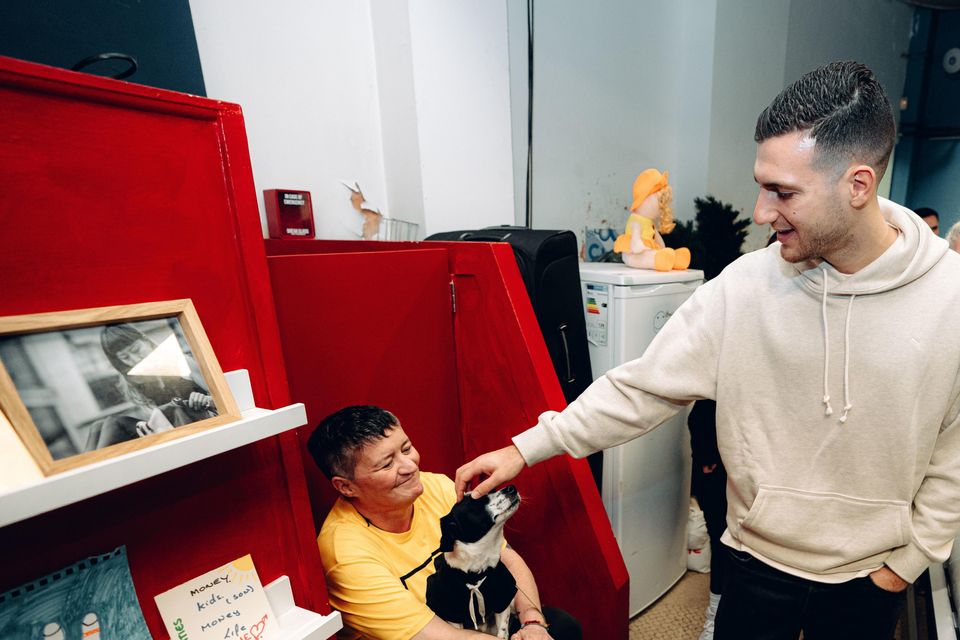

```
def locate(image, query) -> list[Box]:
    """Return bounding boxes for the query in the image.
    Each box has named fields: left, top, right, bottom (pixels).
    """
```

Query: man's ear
left=331, top=476, right=356, bottom=498
left=846, top=164, right=876, bottom=208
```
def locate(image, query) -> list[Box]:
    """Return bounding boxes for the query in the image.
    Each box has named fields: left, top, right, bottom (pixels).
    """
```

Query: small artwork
left=0, top=546, right=151, bottom=640
left=154, top=554, right=278, bottom=640
left=0, top=300, right=239, bottom=475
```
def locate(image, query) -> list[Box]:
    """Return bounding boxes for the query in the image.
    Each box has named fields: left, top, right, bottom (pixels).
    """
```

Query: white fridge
left=579, top=263, right=704, bottom=617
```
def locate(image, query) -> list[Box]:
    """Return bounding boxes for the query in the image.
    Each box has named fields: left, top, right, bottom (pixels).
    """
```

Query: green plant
left=664, top=196, right=750, bottom=280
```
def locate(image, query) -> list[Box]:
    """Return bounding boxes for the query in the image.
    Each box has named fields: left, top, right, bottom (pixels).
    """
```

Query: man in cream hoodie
left=456, top=61, right=960, bottom=639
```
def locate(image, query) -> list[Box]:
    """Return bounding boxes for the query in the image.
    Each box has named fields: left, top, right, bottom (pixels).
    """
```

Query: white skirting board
left=265, top=575, right=343, bottom=639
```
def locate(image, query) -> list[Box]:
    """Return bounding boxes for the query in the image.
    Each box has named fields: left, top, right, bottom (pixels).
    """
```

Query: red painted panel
left=444, top=243, right=630, bottom=639
left=265, top=240, right=629, bottom=639
left=268, top=248, right=462, bottom=527
left=0, top=55, right=329, bottom=632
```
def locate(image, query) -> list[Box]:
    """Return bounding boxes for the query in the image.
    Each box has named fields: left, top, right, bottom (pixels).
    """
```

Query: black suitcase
left=426, top=227, right=593, bottom=406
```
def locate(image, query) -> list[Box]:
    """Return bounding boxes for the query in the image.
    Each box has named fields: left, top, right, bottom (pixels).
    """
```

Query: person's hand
left=454, top=445, right=526, bottom=500
left=869, top=566, right=909, bottom=592
left=136, top=407, right=175, bottom=437
left=187, top=392, right=213, bottom=412
left=511, top=622, right=552, bottom=640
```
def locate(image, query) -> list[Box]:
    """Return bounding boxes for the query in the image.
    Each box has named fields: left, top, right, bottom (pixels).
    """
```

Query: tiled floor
left=627, top=570, right=906, bottom=639
left=628, top=571, right=711, bottom=639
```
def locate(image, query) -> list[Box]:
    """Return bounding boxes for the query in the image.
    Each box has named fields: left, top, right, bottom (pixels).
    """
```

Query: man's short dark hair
left=307, top=405, right=399, bottom=479
left=915, top=207, right=939, bottom=221
left=755, top=60, right=896, bottom=179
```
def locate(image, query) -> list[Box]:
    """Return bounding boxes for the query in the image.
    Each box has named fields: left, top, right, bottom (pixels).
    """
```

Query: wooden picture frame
left=0, top=300, right=240, bottom=475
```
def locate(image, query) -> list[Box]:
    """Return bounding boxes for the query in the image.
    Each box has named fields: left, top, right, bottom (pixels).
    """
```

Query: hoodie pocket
left=737, top=485, right=911, bottom=574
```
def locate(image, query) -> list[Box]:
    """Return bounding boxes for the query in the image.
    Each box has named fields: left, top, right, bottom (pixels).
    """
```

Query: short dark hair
left=915, top=207, right=939, bottom=221
left=755, top=61, right=896, bottom=179
left=307, top=405, right=399, bottom=479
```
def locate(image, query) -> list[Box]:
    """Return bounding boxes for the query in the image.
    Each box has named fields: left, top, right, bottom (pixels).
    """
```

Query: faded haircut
left=307, top=405, right=399, bottom=479
left=755, top=60, right=896, bottom=180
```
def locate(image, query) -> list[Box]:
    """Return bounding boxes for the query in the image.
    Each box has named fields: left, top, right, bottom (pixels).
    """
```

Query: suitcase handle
left=458, top=232, right=512, bottom=242
left=558, top=323, right=575, bottom=383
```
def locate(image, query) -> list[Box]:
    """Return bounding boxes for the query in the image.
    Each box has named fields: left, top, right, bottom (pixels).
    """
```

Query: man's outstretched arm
left=456, top=278, right=723, bottom=500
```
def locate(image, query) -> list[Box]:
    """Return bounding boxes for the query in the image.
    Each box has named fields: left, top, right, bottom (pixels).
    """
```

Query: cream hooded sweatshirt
left=514, top=198, right=960, bottom=584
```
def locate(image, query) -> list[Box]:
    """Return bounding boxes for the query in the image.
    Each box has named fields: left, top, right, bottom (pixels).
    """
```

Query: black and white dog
left=426, top=485, right=521, bottom=638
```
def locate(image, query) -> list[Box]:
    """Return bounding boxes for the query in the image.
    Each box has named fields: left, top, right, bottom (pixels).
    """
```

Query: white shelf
left=0, top=370, right=307, bottom=528
left=265, top=575, right=343, bottom=640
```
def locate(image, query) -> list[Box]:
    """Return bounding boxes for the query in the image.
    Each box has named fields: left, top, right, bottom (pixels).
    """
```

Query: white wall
left=508, top=0, right=718, bottom=240
left=190, top=0, right=389, bottom=240
left=707, top=0, right=791, bottom=250
left=191, top=1, right=913, bottom=246
left=191, top=0, right=515, bottom=240
left=369, top=0, right=425, bottom=231
left=407, top=0, right=516, bottom=235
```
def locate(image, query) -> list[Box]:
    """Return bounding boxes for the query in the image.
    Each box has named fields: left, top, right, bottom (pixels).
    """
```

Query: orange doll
left=613, top=169, right=691, bottom=271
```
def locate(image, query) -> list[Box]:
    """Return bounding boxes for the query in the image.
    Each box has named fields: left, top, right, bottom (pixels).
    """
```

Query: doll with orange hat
left=613, top=168, right=691, bottom=271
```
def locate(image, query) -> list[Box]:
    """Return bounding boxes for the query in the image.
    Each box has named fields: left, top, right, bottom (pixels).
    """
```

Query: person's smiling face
left=753, top=131, right=854, bottom=267
left=341, top=426, right=423, bottom=512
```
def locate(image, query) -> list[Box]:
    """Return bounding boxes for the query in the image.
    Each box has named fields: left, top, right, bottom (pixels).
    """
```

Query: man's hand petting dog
left=455, top=445, right=526, bottom=500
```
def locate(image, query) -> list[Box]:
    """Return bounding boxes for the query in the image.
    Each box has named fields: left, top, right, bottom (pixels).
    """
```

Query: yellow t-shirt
left=318, top=472, right=457, bottom=640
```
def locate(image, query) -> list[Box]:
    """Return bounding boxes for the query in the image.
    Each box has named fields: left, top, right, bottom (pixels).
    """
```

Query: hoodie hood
left=791, top=197, right=949, bottom=296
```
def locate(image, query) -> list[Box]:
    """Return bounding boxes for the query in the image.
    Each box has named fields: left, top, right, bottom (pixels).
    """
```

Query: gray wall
left=509, top=0, right=914, bottom=250
left=508, top=0, right=717, bottom=236
left=895, top=9, right=960, bottom=237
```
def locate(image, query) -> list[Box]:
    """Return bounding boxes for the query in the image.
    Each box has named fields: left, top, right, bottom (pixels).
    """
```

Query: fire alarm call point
left=265, top=189, right=315, bottom=239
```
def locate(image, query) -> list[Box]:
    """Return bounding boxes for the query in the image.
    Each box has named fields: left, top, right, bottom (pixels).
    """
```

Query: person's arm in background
left=456, top=277, right=725, bottom=499
left=500, top=547, right=551, bottom=639
left=688, top=399, right=721, bottom=474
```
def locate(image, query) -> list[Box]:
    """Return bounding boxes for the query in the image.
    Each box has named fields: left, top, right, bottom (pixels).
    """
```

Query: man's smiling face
left=753, top=131, right=854, bottom=266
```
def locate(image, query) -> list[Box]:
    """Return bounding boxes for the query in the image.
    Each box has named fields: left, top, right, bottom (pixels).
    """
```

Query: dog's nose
left=502, top=485, right=517, bottom=496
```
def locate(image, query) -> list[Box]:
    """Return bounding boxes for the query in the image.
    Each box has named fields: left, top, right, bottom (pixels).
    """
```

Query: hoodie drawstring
left=840, top=295, right=855, bottom=423
left=820, top=268, right=856, bottom=423
left=821, top=270, right=833, bottom=417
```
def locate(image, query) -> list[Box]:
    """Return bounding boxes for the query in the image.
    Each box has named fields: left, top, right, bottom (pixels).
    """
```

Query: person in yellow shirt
left=307, top=406, right=581, bottom=640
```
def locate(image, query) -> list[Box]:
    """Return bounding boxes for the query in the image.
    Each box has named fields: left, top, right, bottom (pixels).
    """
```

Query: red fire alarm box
left=264, top=189, right=315, bottom=239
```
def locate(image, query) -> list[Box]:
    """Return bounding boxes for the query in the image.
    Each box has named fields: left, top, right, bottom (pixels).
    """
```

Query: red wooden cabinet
left=266, top=239, right=630, bottom=639
left=0, top=56, right=329, bottom=636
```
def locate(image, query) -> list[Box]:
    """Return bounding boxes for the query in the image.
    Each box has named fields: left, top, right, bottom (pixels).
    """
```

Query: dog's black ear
left=438, top=513, right=459, bottom=552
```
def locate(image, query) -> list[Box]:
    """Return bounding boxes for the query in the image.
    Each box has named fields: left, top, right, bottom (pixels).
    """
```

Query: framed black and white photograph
left=0, top=300, right=239, bottom=475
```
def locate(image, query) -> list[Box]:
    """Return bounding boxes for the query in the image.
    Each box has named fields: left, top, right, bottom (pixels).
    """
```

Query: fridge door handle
left=558, top=323, right=575, bottom=383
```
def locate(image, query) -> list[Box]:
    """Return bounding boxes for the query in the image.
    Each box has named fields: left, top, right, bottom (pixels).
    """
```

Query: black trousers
left=715, top=548, right=904, bottom=640
left=508, top=607, right=581, bottom=640
left=691, top=462, right=728, bottom=594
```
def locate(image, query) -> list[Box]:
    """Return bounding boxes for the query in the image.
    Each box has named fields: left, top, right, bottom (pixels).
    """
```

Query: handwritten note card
left=154, top=555, right=277, bottom=640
